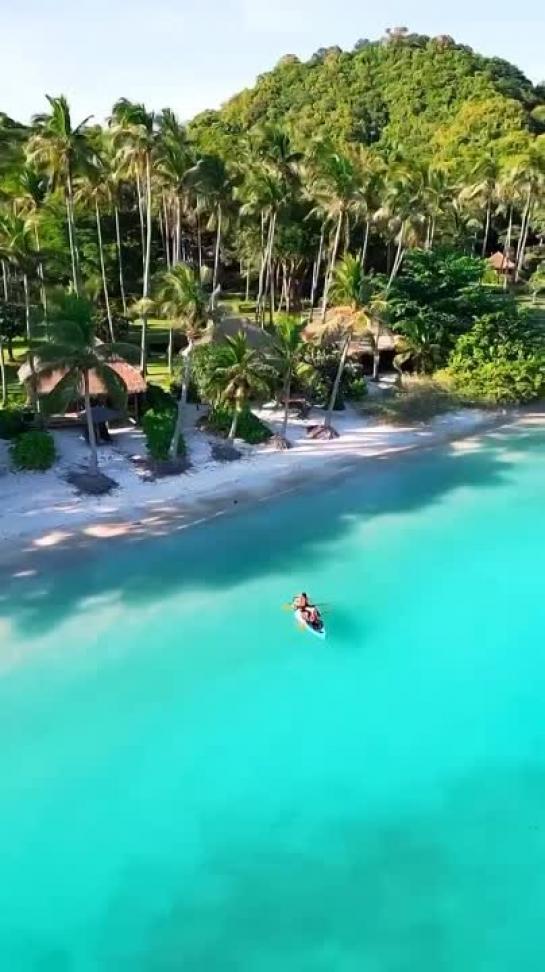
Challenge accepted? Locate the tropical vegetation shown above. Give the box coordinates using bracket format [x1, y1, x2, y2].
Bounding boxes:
[1, 29, 545, 468]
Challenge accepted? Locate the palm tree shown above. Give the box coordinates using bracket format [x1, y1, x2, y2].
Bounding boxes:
[238, 166, 287, 323]
[156, 264, 210, 457]
[14, 166, 49, 318]
[271, 318, 311, 446]
[461, 150, 503, 257]
[110, 99, 157, 373]
[329, 255, 389, 380]
[156, 109, 192, 268]
[75, 142, 116, 341]
[208, 333, 270, 440]
[305, 143, 362, 322]
[33, 293, 138, 473]
[0, 212, 39, 343]
[27, 95, 92, 295]
[184, 154, 232, 293]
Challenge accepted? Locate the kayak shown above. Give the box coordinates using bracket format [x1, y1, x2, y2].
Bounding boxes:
[295, 609, 326, 640]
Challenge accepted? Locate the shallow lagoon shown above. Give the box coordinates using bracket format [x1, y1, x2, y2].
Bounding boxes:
[1, 423, 545, 970]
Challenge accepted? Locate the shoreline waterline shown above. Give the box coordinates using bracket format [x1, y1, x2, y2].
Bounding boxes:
[0, 405, 535, 580]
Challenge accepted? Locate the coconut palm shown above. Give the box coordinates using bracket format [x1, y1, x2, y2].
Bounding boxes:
[33, 293, 138, 473]
[270, 318, 312, 446]
[208, 333, 271, 440]
[27, 95, 92, 295]
[0, 212, 40, 342]
[238, 166, 287, 323]
[156, 110, 193, 267]
[184, 154, 232, 292]
[329, 255, 388, 380]
[14, 166, 49, 317]
[305, 143, 362, 321]
[461, 150, 503, 257]
[110, 99, 157, 373]
[75, 144, 116, 341]
[156, 263, 210, 457]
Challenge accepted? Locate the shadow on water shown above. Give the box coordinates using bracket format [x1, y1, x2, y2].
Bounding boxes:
[3, 765, 534, 971]
[1, 423, 544, 639]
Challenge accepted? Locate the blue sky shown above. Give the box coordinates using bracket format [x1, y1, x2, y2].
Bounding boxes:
[1, 0, 543, 124]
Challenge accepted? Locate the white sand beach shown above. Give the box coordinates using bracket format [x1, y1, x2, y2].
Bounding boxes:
[0, 403, 503, 559]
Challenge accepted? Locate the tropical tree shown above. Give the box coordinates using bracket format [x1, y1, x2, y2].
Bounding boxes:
[27, 95, 92, 294]
[184, 154, 232, 293]
[270, 318, 312, 446]
[33, 293, 138, 473]
[156, 263, 210, 457]
[110, 99, 157, 372]
[208, 333, 271, 439]
[14, 166, 49, 317]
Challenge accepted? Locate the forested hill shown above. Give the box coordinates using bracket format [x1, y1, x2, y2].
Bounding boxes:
[190, 32, 545, 159]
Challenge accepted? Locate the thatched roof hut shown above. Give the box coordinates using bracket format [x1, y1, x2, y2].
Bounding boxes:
[304, 306, 397, 357]
[488, 251, 515, 273]
[18, 359, 146, 398]
[200, 315, 274, 350]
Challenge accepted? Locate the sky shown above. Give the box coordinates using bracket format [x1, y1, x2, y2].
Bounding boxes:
[0, 0, 543, 125]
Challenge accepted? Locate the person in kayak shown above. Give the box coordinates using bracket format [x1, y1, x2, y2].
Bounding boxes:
[293, 594, 322, 629]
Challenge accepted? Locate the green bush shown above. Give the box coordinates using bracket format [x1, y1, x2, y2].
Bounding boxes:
[443, 311, 545, 405]
[345, 374, 368, 401]
[10, 430, 56, 470]
[142, 409, 185, 461]
[0, 408, 29, 440]
[204, 405, 272, 444]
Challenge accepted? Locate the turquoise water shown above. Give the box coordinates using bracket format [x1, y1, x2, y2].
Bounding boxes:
[1, 423, 545, 970]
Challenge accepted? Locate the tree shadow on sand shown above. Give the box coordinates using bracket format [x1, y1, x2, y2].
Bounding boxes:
[1, 422, 544, 639]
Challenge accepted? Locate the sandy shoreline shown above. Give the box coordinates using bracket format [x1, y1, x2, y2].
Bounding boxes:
[1, 402, 526, 577]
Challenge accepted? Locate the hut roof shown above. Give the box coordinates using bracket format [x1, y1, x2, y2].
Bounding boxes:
[200, 315, 274, 349]
[18, 359, 147, 397]
[304, 306, 397, 353]
[488, 250, 515, 271]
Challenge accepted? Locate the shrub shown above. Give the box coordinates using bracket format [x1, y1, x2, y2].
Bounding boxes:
[204, 405, 272, 444]
[10, 430, 56, 470]
[443, 311, 545, 405]
[142, 409, 185, 461]
[345, 374, 367, 401]
[0, 407, 29, 440]
[362, 378, 459, 424]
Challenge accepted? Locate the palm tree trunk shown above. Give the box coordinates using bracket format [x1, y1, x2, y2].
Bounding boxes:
[95, 201, 114, 341]
[169, 339, 192, 458]
[481, 198, 491, 258]
[245, 264, 250, 302]
[167, 327, 174, 374]
[344, 211, 350, 253]
[65, 193, 78, 295]
[66, 168, 80, 295]
[310, 222, 325, 309]
[360, 219, 370, 272]
[1, 260, 8, 301]
[281, 367, 292, 439]
[387, 227, 405, 291]
[84, 369, 99, 474]
[321, 210, 343, 324]
[196, 211, 203, 271]
[34, 225, 47, 320]
[136, 170, 146, 276]
[325, 332, 351, 429]
[372, 323, 382, 380]
[176, 197, 182, 265]
[114, 206, 127, 315]
[503, 206, 513, 291]
[162, 195, 171, 269]
[213, 202, 222, 292]
[141, 153, 153, 375]
[516, 194, 533, 282]
[0, 338, 7, 407]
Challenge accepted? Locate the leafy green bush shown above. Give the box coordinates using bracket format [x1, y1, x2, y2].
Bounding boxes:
[345, 374, 367, 401]
[443, 311, 545, 404]
[0, 408, 29, 440]
[10, 430, 56, 470]
[142, 409, 185, 461]
[204, 405, 272, 444]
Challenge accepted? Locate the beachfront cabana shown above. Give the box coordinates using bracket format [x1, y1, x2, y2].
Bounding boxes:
[304, 306, 397, 372]
[18, 356, 147, 422]
[488, 250, 515, 279]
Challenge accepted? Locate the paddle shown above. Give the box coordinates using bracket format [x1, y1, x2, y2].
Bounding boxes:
[282, 602, 332, 611]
